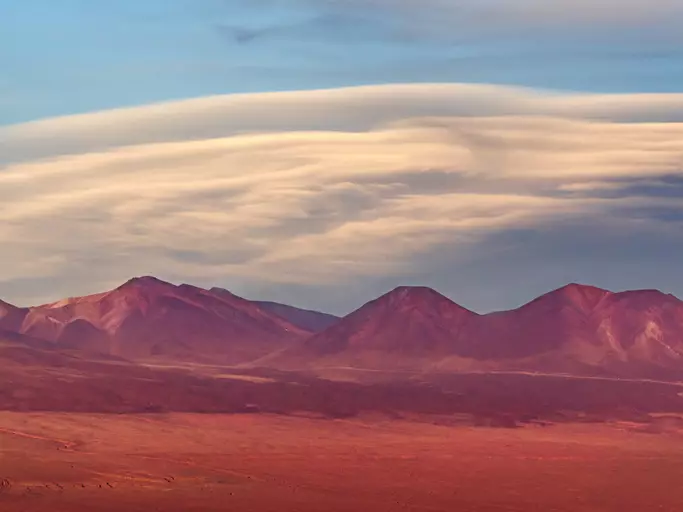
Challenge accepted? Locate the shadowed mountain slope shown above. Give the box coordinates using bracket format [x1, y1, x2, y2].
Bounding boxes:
[251, 299, 340, 332]
[0, 300, 28, 333]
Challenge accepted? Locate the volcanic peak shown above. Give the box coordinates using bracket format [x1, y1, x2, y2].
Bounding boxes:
[378, 286, 470, 309]
[518, 283, 612, 313]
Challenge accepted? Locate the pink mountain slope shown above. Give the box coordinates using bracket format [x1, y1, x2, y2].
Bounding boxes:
[461, 284, 683, 365]
[267, 286, 476, 369]
[272, 284, 683, 374]
[19, 277, 309, 363]
[5, 280, 683, 375]
[0, 299, 28, 333]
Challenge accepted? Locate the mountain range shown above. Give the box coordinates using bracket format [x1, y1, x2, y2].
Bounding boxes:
[2, 277, 683, 378]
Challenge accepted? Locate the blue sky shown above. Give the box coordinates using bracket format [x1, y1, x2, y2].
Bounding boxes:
[3, 0, 683, 125]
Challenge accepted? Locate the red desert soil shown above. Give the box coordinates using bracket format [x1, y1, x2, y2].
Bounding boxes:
[1, 413, 682, 512]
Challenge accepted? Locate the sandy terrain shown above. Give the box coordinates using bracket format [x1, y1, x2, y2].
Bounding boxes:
[1, 413, 682, 511]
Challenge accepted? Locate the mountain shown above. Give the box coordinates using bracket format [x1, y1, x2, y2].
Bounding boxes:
[268, 283, 683, 377]
[4, 280, 683, 377]
[453, 283, 614, 360]
[210, 288, 338, 332]
[267, 286, 477, 369]
[17, 277, 309, 363]
[251, 300, 339, 332]
[456, 284, 683, 367]
[583, 288, 683, 367]
[3, 310, 683, 419]
[0, 327, 119, 369]
[0, 299, 28, 332]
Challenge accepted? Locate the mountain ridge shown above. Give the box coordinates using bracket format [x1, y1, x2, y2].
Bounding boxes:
[9, 277, 312, 363]
[266, 283, 683, 375]
[2, 280, 683, 378]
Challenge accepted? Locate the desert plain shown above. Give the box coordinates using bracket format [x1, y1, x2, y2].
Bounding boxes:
[3, 280, 683, 510]
[1, 409, 683, 512]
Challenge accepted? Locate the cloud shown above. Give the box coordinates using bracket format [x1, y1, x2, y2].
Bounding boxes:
[215, 12, 402, 46]
[218, 0, 683, 33]
[3, 83, 683, 164]
[206, 0, 677, 59]
[0, 83, 682, 310]
[311, 0, 683, 34]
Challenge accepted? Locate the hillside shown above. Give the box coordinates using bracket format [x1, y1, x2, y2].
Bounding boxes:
[16, 277, 308, 363]
[268, 284, 683, 377]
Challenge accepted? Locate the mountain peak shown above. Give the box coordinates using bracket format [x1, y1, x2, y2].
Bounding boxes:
[0, 298, 28, 331]
[375, 286, 474, 317]
[38, 277, 180, 313]
[525, 282, 612, 313]
[608, 288, 682, 308]
[390, 285, 441, 295]
[0, 299, 21, 318]
[555, 282, 611, 295]
[384, 285, 454, 302]
[21, 278, 310, 363]
[290, 285, 476, 360]
[209, 287, 240, 300]
[109, 276, 180, 301]
[120, 276, 174, 288]
[0, 299, 17, 310]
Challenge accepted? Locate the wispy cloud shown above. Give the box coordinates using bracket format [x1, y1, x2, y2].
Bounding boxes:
[312, 0, 683, 32]
[0, 83, 682, 309]
[215, 12, 403, 45]
[4, 83, 683, 164]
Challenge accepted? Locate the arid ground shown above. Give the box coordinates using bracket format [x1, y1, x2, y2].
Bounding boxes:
[1, 413, 683, 512]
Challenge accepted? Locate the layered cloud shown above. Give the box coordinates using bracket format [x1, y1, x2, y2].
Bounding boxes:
[256, 0, 683, 46]
[4, 83, 683, 164]
[1, 83, 682, 310]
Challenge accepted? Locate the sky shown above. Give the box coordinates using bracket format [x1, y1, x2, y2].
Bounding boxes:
[1, 0, 682, 314]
